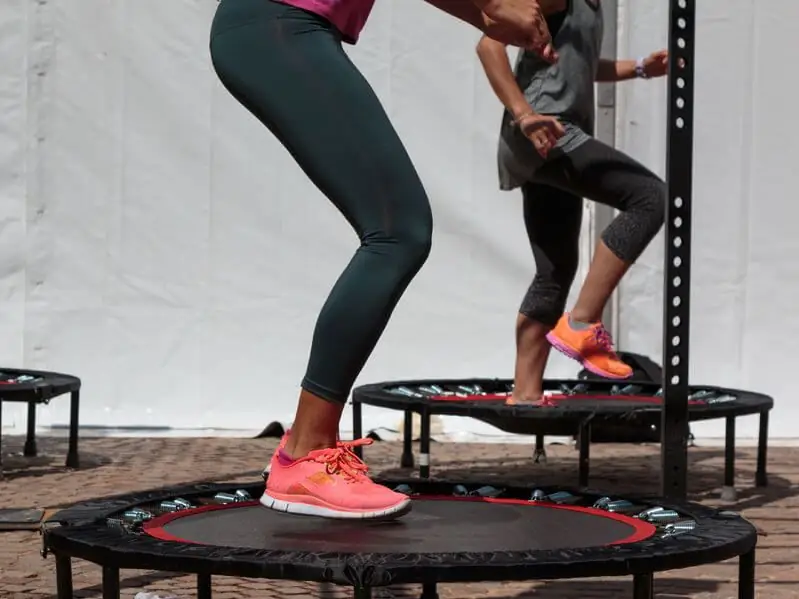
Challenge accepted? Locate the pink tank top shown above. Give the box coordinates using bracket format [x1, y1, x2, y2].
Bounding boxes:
[275, 0, 376, 43]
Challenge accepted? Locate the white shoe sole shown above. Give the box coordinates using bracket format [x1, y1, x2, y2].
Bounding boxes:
[259, 492, 412, 520]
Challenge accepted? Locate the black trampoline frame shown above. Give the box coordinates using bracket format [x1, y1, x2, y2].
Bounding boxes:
[42, 479, 758, 599]
[0, 368, 82, 475]
[351, 379, 771, 492]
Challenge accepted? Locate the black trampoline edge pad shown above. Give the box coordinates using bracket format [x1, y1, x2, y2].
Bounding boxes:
[44, 480, 758, 587]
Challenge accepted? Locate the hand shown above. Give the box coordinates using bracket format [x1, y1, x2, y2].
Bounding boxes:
[477, 0, 558, 62]
[517, 113, 565, 158]
[641, 49, 669, 78]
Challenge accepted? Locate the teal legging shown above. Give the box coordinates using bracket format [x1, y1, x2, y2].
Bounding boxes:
[210, 0, 433, 404]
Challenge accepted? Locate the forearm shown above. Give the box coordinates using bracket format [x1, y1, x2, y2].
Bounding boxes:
[476, 36, 533, 120]
[422, 0, 487, 31]
[595, 58, 637, 82]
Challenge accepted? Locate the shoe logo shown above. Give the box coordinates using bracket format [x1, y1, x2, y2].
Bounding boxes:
[307, 471, 335, 486]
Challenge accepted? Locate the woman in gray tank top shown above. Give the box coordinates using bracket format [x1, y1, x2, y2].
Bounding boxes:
[477, 0, 671, 404]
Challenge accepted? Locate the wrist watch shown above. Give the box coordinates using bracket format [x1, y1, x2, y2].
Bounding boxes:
[635, 57, 649, 79]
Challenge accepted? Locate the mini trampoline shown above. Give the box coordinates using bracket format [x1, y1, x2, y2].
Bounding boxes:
[42, 479, 757, 599]
[0, 367, 82, 474]
[351, 378, 772, 495]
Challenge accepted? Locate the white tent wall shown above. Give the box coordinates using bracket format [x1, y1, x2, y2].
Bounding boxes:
[615, 0, 798, 440]
[0, 0, 792, 442]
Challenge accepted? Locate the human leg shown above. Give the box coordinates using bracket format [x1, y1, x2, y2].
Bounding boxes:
[510, 183, 583, 404]
[533, 138, 666, 378]
[210, 0, 431, 517]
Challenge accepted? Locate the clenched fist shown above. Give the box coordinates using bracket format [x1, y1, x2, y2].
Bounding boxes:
[475, 0, 557, 62]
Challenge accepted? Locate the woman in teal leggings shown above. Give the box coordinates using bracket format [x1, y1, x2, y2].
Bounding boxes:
[209, 0, 554, 520]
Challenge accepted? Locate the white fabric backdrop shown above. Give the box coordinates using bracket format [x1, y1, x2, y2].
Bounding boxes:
[0, 0, 792, 440]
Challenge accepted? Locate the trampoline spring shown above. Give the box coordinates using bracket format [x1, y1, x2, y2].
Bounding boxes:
[636, 506, 666, 519]
[706, 395, 736, 404]
[646, 510, 681, 523]
[547, 491, 576, 504]
[391, 386, 425, 398]
[122, 508, 154, 524]
[173, 498, 193, 509]
[530, 490, 546, 502]
[469, 486, 503, 498]
[663, 520, 697, 534]
[620, 385, 642, 395]
[605, 500, 635, 512]
[689, 390, 714, 401]
[159, 501, 183, 513]
[572, 383, 590, 394]
[453, 485, 469, 496]
[393, 484, 413, 495]
[417, 386, 439, 396]
[593, 497, 612, 509]
[234, 489, 252, 501]
[214, 492, 243, 504]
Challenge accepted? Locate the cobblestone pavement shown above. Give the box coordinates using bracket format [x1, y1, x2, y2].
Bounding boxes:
[0, 434, 796, 598]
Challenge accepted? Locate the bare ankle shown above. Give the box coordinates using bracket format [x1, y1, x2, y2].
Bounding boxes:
[284, 436, 336, 459]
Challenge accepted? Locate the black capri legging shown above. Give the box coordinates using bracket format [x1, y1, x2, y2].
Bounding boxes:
[209, 0, 433, 404]
[519, 138, 666, 326]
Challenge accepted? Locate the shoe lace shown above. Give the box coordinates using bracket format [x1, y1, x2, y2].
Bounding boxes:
[314, 438, 373, 482]
[593, 325, 618, 355]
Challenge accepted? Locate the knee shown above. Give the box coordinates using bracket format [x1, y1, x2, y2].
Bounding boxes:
[363, 207, 433, 272]
[631, 177, 667, 233]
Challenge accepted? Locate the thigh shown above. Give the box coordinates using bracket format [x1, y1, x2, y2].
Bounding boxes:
[533, 138, 664, 212]
[522, 182, 583, 270]
[210, 3, 431, 236]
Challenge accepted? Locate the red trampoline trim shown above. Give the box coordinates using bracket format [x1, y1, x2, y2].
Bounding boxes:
[142, 495, 657, 547]
[428, 393, 704, 406]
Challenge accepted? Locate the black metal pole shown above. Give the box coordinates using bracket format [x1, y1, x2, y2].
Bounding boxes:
[578, 421, 591, 488]
[661, 0, 696, 502]
[401, 410, 415, 468]
[197, 573, 213, 599]
[24, 401, 37, 457]
[419, 407, 431, 478]
[632, 573, 654, 599]
[55, 555, 74, 599]
[738, 548, 756, 599]
[756, 410, 769, 487]
[102, 565, 121, 599]
[67, 390, 80, 468]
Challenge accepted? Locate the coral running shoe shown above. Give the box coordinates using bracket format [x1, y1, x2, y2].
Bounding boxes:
[261, 438, 411, 519]
[546, 313, 633, 380]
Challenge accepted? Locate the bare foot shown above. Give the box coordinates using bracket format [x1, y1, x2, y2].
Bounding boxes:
[506, 393, 552, 406]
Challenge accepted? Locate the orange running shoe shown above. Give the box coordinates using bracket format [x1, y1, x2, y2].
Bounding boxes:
[261, 438, 411, 519]
[545, 313, 633, 380]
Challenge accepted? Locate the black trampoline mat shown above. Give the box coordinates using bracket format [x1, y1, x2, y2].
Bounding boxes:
[149, 499, 650, 554]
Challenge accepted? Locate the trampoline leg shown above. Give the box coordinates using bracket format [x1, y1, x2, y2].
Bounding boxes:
[756, 411, 769, 487]
[534, 434, 546, 463]
[419, 407, 432, 478]
[102, 565, 120, 599]
[66, 390, 80, 469]
[401, 410, 415, 468]
[55, 555, 73, 599]
[197, 573, 212, 599]
[721, 416, 737, 501]
[578, 422, 591, 488]
[632, 573, 654, 599]
[738, 547, 756, 599]
[352, 400, 364, 459]
[354, 586, 372, 599]
[24, 401, 37, 457]
[420, 582, 439, 599]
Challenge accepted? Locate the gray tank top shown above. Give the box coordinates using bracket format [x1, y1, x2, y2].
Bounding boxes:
[497, 0, 604, 190]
